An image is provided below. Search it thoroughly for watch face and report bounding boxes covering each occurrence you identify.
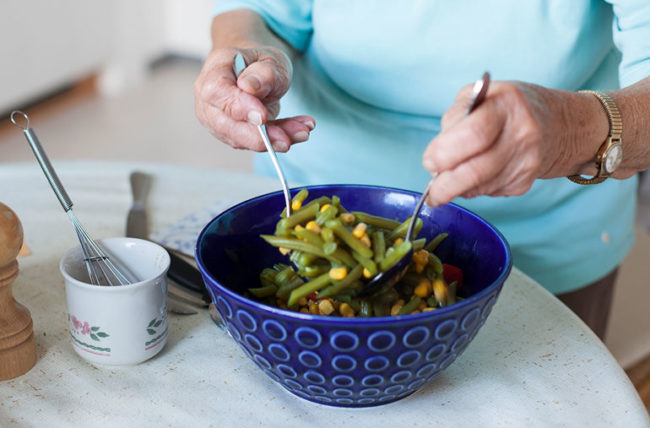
[604,144,623,174]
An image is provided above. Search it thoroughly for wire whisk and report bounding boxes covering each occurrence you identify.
[11,111,134,286]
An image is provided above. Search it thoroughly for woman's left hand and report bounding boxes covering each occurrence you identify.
[422,81,611,205]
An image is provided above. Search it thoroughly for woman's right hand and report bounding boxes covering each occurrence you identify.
[194,46,315,152]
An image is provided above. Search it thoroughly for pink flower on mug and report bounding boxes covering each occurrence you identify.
[71,315,82,330]
[82,322,91,335]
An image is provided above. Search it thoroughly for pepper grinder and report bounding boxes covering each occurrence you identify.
[0,202,36,380]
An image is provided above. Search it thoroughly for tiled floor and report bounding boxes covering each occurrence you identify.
[2,58,649,407]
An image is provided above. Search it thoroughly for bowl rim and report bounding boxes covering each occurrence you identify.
[195,184,513,325]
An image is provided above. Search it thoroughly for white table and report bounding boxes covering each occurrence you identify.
[1,161,648,427]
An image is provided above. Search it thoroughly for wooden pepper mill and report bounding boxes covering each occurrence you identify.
[0,202,36,380]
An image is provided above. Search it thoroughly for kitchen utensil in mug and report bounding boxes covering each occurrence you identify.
[233,53,293,217]
[60,237,170,365]
[11,111,135,286]
[361,72,491,296]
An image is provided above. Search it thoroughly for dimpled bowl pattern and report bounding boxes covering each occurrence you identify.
[196,185,512,407]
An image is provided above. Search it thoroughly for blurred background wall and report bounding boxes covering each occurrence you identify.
[0,0,213,112]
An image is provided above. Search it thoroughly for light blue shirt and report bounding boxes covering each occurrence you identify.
[213,0,650,294]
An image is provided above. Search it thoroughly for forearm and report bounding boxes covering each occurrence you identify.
[210,9,296,59]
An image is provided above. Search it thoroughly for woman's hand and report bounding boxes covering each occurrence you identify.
[422,81,614,205]
[194,46,315,152]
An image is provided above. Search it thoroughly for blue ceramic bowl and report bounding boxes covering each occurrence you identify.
[196,185,512,407]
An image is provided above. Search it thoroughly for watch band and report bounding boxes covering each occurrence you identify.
[568,90,623,185]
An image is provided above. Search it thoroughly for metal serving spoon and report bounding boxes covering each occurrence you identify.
[233,53,293,217]
[360,72,491,297]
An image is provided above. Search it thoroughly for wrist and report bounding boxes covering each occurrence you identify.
[569,91,611,177]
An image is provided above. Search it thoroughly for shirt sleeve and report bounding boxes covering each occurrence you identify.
[213,0,314,52]
[607,0,650,86]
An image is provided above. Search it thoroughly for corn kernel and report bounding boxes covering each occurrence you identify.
[352,223,367,238]
[305,221,321,234]
[417,300,427,310]
[363,268,372,278]
[390,299,405,316]
[291,199,303,211]
[360,234,372,248]
[422,307,436,312]
[433,278,448,304]
[329,267,348,280]
[410,309,421,315]
[414,279,431,298]
[309,302,319,315]
[320,204,331,212]
[279,247,291,255]
[394,238,404,245]
[340,213,355,223]
[298,296,308,306]
[339,303,355,317]
[412,249,429,266]
[318,299,335,315]
[299,308,309,314]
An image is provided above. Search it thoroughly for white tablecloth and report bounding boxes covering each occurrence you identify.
[1,161,648,427]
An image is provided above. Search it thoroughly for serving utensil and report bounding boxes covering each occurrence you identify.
[11,111,135,286]
[233,52,292,217]
[125,171,208,314]
[360,72,491,296]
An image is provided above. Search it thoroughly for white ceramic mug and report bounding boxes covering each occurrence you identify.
[59,237,170,365]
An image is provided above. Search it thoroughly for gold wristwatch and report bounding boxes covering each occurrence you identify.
[568,90,623,185]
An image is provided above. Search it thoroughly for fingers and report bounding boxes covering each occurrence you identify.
[423,100,505,173]
[195,46,314,152]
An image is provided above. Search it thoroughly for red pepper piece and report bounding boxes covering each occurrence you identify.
[442,264,463,288]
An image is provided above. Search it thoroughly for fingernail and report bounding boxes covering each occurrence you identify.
[248,111,262,126]
[302,120,315,130]
[273,142,289,152]
[243,76,261,91]
[292,131,309,141]
[423,158,437,172]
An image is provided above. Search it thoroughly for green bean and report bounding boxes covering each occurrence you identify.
[330,247,357,267]
[351,250,378,276]
[351,212,400,230]
[280,195,331,218]
[325,219,373,259]
[249,284,277,298]
[298,252,319,268]
[292,228,325,247]
[276,275,305,299]
[323,241,338,255]
[261,235,344,265]
[277,203,320,230]
[371,230,386,264]
[319,265,363,297]
[427,252,443,276]
[378,241,412,271]
[359,300,372,317]
[427,296,437,307]
[412,238,427,251]
[398,296,422,315]
[332,195,348,213]
[291,188,309,206]
[274,266,296,287]
[372,299,386,316]
[315,204,339,226]
[321,227,335,242]
[299,264,330,278]
[388,217,423,240]
[375,288,400,304]
[447,281,457,306]
[287,272,332,307]
[425,232,449,253]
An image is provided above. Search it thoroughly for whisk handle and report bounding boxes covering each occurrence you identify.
[23,127,73,212]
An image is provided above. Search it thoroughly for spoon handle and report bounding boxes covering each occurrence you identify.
[233,53,292,216]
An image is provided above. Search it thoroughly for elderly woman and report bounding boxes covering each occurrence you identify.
[194,1,650,339]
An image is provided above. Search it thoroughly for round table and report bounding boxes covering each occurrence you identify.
[1,161,648,427]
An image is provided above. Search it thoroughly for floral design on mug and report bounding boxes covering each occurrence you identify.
[145,317,168,349]
[70,315,110,341]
